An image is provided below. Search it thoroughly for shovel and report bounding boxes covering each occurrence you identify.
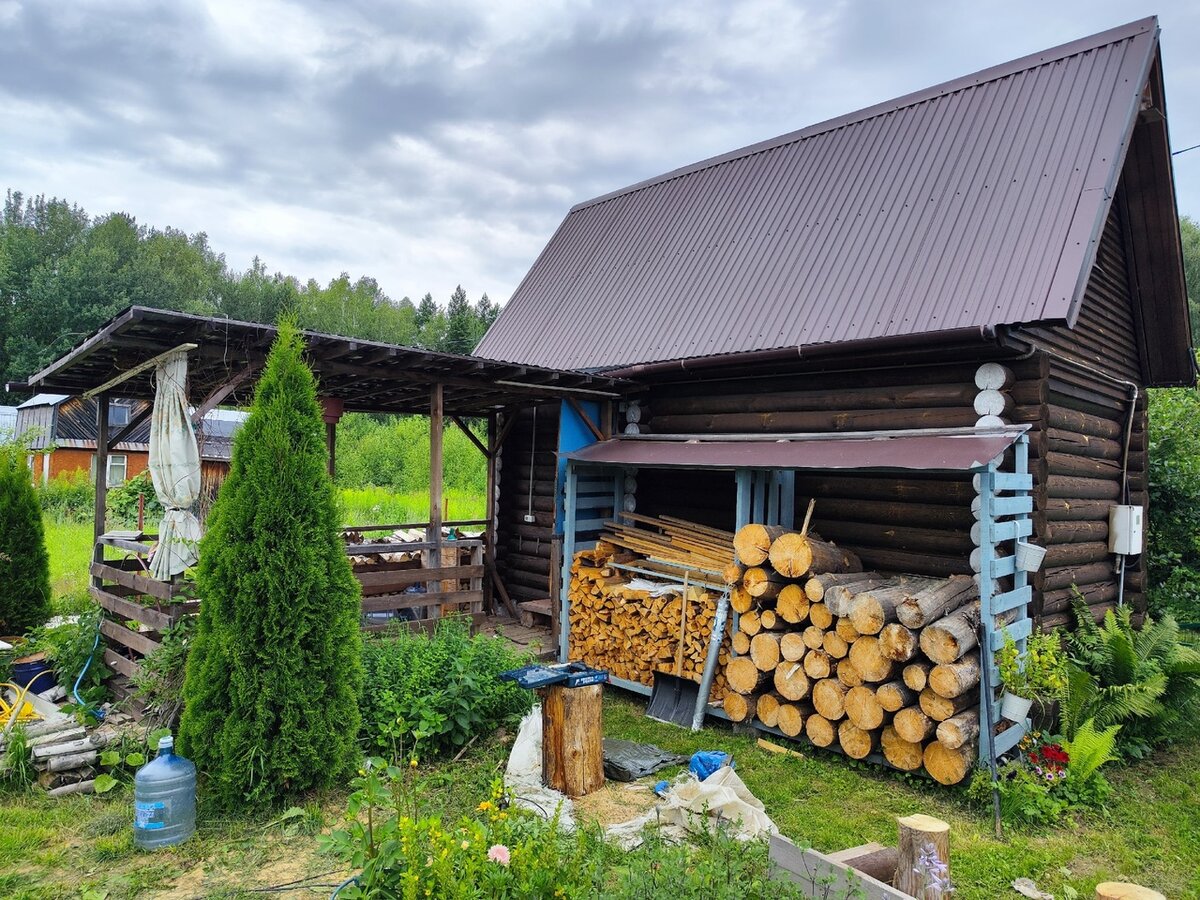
[646,573,701,727]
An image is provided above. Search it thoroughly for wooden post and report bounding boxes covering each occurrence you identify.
[426,384,444,613]
[320,397,344,480]
[540,682,603,797]
[92,392,110,588]
[895,814,950,899]
[485,412,497,612]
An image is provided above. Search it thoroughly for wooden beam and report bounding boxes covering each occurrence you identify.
[82,343,198,400]
[494,409,520,450]
[567,397,604,442]
[191,365,258,424]
[427,383,444,607]
[109,404,152,448]
[93,391,110,564]
[450,415,491,458]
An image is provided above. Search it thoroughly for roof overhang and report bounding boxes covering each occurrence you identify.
[10,306,635,416]
[566,427,1029,474]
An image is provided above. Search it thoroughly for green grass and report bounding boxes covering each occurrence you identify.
[337,486,484,527]
[2,697,1195,898]
[44,518,93,614]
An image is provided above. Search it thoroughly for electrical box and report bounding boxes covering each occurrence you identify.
[1108,505,1144,555]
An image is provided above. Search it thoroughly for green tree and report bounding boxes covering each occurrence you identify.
[0,444,52,634]
[442,284,475,354]
[178,321,363,807]
[414,292,437,329]
[1182,216,1200,337]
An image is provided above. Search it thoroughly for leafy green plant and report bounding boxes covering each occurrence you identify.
[178,320,363,809]
[0,443,53,634]
[1147,379,1200,622]
[33,471,94,525]
[1063,594,1200,757]
[93,727,169,794]
[0,725,36,791]
[105,470,163,528]
[997,628,1068,703]
[29,606,109,705]
[132,615,194,729]
[360,617,534,759]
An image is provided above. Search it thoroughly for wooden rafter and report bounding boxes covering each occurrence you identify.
[450,415,491,458]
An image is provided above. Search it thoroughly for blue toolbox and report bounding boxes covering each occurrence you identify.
[498,662,609,690]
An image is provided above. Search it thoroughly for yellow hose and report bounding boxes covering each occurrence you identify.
[1,679,45,729]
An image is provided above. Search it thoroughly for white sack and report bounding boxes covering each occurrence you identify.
[148,350,202,580]
[504,706,575,829]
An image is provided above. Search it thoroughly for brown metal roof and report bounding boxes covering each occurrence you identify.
[477,18,1171,372]
[566,428,1027,473]
[14,306,633,416]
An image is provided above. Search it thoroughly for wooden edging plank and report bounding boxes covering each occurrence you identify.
[89,562,173,601]
[357,565,485,591]
[769,835,906,899]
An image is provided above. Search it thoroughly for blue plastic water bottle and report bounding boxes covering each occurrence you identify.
[133,735,196,849]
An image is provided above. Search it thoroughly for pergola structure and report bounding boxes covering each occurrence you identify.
[10,306,632,695]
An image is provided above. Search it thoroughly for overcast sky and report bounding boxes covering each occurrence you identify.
[2,1,1197,306]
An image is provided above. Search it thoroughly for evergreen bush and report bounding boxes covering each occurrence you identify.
[0,445,53,634]
[178,321,363,807]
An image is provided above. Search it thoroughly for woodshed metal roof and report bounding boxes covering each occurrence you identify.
[477,18,1187,373]
[11,306,632,416]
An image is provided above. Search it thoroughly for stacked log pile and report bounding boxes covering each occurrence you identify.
[724,523,989,785]
[567,516,733,700]
[0,711,135,797]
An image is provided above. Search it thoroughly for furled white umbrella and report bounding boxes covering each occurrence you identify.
[148,350,202,581]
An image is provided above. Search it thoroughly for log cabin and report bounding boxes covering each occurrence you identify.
[476,17,1195,631]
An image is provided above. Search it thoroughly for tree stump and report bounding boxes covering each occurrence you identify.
[540,683,603,798]
[895,814,950,898]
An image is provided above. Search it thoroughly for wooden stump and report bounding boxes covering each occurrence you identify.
[895,814,950,898]
[540,683,604,798]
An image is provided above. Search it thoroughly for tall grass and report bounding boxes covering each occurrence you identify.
[338,487,485,527]
[43,518,94,613]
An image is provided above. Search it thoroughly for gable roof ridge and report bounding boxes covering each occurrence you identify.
[570,16,1157,214]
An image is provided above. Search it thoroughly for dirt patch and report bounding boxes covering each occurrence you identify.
[152,834,346,899]
[573,780,661,828]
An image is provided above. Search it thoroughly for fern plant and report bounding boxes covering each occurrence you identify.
[1064,592,1200,757]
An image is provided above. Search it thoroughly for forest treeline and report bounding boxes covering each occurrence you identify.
[0,191,500,393]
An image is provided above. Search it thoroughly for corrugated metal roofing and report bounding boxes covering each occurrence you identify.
[567,428,1025,472]
[477,18,1160,371]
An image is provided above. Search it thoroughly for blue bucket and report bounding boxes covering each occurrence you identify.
[12,657,57,695]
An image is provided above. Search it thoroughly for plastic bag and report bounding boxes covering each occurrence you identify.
[602,739,686,782]
[689,750,733,781]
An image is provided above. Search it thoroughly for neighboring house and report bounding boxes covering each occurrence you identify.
[0,405,16,439]
[14,393,247,489]
[476,18,1194,627]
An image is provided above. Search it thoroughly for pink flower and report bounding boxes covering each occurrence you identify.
[487,844,510,867]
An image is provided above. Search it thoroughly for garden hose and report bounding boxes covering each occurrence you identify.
[72,616,106,721]
[0,678,43,736]
[330,875,360,898]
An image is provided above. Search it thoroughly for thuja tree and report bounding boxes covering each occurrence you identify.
[0,445,52,634]
[178,321,362,807]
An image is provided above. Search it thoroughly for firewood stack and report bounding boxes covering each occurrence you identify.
[724,521,986,785]
[567,516,733,701]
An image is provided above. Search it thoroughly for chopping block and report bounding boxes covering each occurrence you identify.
[539,682,604,797]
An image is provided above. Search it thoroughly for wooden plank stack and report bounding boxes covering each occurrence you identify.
[725,521,989,785]
[567,516,733,700]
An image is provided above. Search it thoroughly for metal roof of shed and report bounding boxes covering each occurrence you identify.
[567,427,1027,473]
[477,18,1178,372]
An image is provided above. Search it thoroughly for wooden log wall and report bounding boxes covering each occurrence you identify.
[1014,199,1149,626]
[495,405,560,602]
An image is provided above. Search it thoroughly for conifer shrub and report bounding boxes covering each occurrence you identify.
[178,321,363,807]
[0,445,52,634]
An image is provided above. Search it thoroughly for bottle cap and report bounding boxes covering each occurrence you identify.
[158,735,174,751]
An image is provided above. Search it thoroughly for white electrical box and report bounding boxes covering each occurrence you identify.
[1108,505,1144,555]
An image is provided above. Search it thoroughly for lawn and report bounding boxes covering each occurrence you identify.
[44,518,94,613]
[1,694,1196,899]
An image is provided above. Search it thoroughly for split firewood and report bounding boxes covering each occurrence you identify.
[811,678,848,720]
[936,709,980,750]
[896,575,978,629]
[928,651,981,698]
[880,725,924,771]
[893,706,937,743]
[918,687,976,722]
[844,685,886,731]
[875,680,918,713]
[878,622,920,662]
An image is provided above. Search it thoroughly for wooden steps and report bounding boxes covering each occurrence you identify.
[518,598,554,628]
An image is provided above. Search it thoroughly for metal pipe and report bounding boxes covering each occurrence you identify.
[691,590,730,730]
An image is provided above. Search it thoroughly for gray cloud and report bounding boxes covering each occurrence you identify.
[1,0,1197,307]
